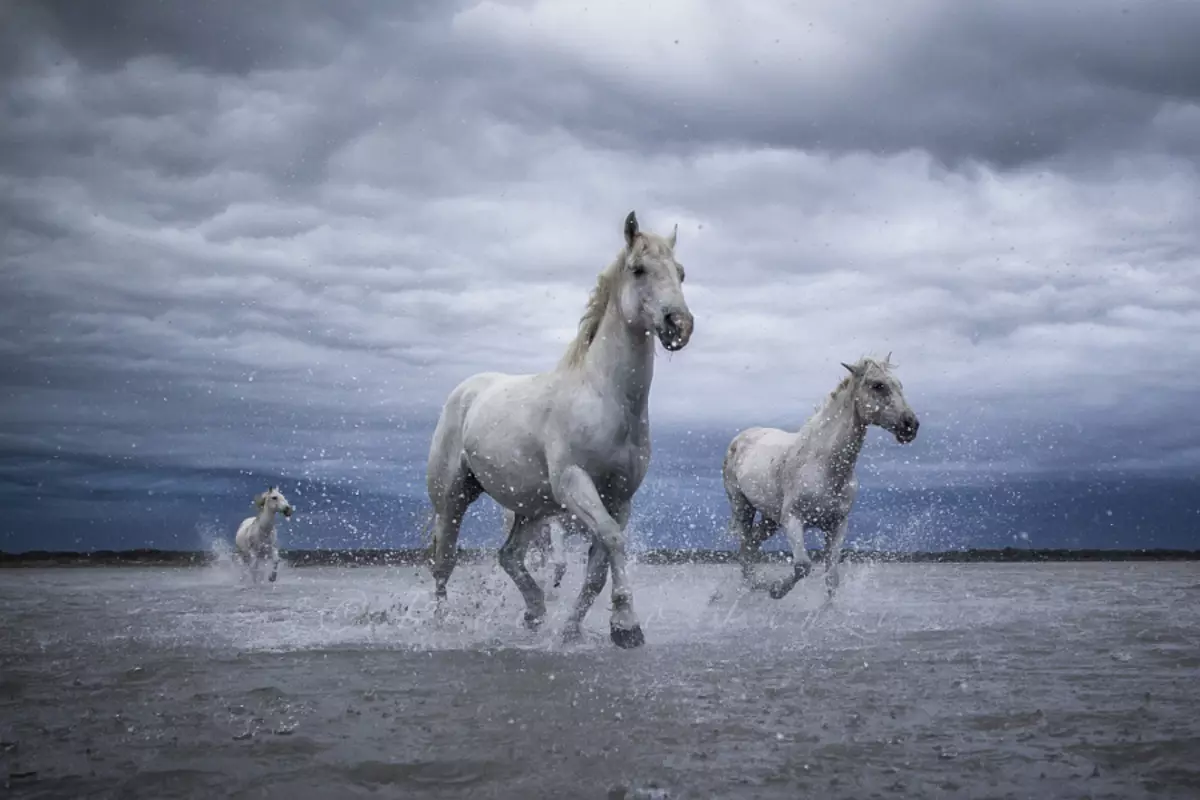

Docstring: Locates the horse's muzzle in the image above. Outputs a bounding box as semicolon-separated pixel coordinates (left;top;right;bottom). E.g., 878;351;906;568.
282;506;294;518
894;414;920;444
656;311;693;352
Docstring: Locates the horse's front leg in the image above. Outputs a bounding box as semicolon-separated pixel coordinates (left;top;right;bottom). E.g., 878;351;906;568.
267;536;280;583
553;466;642;648
823;518;849;599
769;515;815;600
563;534;611;643
726;489;759;586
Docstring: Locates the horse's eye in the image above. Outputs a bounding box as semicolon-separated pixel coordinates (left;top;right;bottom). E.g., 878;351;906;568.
631;264;646;277
678;266;685;283
871;382;887;393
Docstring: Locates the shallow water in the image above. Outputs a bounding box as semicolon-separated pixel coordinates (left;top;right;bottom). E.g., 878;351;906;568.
1;559;1198;798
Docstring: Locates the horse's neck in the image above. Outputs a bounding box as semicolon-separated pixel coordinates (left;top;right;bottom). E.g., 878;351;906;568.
580;301;656;414
795;384;867;487
256;507;277;531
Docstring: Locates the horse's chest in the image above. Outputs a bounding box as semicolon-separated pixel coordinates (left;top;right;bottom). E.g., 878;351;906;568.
582;439;649;496
241;524;272;554
789;478;855;526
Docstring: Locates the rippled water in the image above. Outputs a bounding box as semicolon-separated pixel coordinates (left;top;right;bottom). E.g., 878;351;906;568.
1;558;1198;798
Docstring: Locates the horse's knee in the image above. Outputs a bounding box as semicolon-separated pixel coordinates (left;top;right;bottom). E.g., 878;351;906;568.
590;523;627;557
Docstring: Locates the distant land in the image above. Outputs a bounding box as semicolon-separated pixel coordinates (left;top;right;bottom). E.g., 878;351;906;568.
2;547;1199;568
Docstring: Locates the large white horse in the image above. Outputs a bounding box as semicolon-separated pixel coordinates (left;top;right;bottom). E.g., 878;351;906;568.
234;486;294;583
722;356;919;600
426;211;694;648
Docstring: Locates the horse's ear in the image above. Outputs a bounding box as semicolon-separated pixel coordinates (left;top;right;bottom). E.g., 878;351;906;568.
841;362;864;378
884;352;892;367
667;223;677;250
624;211;639;247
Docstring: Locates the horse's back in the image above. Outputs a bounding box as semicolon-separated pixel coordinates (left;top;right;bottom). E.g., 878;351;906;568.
428;372;512;467
726;427;790;467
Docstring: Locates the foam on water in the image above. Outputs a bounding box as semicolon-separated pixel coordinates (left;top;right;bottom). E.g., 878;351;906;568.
125;554;1037;659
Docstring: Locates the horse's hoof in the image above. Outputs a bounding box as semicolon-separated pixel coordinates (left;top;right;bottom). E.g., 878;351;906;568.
610;624;645;649
523;611;545;631
561;625;582;644
268;573;277;583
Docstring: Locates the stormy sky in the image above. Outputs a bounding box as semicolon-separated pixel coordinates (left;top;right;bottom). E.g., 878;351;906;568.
3;1;1199;552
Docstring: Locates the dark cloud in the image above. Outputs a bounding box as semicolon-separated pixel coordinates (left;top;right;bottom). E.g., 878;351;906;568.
450;1;1200;167
2;1;1199;551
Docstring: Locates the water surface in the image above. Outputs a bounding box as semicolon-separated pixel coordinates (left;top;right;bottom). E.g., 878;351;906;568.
2;560;1198;798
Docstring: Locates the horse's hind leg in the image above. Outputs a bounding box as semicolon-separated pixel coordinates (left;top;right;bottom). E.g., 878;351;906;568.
727;489;760;586
498;514;547;629
547;517;568;589
429;467;482;606
823;519;849;599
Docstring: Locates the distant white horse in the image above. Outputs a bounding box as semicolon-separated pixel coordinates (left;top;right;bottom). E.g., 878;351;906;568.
427;211;694;648
234;486;294;583
723;356;919;600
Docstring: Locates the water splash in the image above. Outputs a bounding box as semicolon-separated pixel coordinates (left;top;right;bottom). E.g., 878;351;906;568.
195;519;244;584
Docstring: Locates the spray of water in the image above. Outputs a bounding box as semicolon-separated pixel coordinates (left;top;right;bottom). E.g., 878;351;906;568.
195;519;244;584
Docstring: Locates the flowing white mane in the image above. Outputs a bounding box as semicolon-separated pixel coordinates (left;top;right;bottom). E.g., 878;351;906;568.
558;231;677;370
558;258;622;370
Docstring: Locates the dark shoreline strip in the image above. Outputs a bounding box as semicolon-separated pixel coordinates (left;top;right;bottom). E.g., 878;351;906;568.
1;547;1199;568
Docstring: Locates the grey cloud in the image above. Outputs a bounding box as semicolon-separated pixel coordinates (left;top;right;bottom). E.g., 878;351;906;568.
2;1;1200;550
453;1;1200;168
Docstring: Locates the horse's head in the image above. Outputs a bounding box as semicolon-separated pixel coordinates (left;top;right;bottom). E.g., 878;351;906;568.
618;211;693;352
842;355;919;444
254;486;294;518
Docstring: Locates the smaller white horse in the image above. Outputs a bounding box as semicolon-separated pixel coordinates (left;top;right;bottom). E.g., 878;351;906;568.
723;356;919;600
234;486;294;583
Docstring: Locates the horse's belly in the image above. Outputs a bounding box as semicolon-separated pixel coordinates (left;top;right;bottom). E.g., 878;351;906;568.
462;421;555;514
468;452;556;515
